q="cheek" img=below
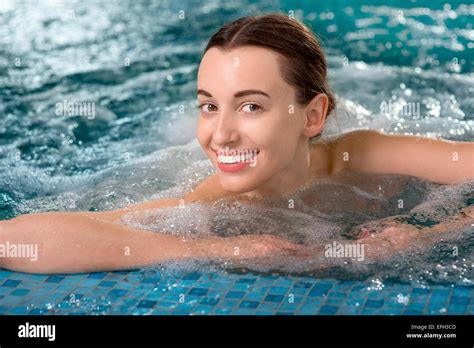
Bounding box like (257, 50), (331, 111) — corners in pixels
(197, 118), (211, 147)
(257, 112), (301, 152)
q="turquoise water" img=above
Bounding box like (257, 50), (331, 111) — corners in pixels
(0, 0), (473, 314)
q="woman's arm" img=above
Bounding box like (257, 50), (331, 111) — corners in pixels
(353, 204), (474, 260)
(0, 212), (301, 274)
(283, 205), (474, 268)
(330, 130), (474, 184)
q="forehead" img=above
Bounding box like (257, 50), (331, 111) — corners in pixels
(197, 46), (289, 95)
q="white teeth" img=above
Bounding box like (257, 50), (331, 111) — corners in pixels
(218, 153), (254, 164)
(216, 150), (259, 164)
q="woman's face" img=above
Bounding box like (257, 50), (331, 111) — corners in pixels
(196, 45), (316, 196)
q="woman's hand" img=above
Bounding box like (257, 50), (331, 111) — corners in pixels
(353, 204), (474, 260)
(356, 223), (420, 260)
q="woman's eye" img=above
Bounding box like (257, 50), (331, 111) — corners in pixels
(200, 103), (217, 113)
(241, 103), (262, 113)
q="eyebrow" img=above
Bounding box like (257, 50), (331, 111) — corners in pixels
(197, 89), (271, 99)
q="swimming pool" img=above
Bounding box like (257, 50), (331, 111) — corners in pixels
(0, 0), (473, 316)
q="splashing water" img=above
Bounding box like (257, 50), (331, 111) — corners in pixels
(0, 0), (472, 286)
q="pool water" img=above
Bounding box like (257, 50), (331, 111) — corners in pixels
(0, 0), (473, 315)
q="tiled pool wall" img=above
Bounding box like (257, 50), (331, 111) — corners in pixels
(0, 269), (472, 315)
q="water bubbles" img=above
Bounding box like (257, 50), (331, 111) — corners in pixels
(396, 293), (410, 305)
(327, 24), (338, 33)
(423, 97), (441, 118)
(319, 12), (334, 20)
(367, 278), (385, 291)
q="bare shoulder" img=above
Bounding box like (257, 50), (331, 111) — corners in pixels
(324, 129), (381, 151)
(310, 129), (382, 177)
(320, 129), (473, 184)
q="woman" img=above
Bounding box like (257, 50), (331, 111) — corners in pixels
(1, 14), (473, 274)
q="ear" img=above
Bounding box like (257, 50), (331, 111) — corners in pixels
(302, 93), (329, 138)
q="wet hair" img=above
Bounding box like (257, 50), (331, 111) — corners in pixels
(204, 13), (336, 140)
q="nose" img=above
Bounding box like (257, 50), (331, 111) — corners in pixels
(212, 108), (239, 146)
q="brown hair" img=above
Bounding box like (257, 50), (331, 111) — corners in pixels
(204, 13), (336, 139)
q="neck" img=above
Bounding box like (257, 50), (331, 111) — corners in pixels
(242, 141), (315, 199)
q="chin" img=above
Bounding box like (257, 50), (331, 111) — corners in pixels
(218, 173), (262, 194)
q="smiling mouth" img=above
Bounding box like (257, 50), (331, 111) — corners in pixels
(214, 149), (260, 164)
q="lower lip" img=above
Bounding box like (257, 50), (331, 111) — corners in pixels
(215, 152), (259, 173)
(218, 161), (250, 173)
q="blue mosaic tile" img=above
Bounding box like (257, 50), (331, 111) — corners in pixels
(30, 308), (48, 314)
(226, 291), (245, 299)
(361, 308), (380, 314)
(308, 283), (332, 297)
(172, 307), (195, 315)
(453, 286), (472, 297)
(351, 285), (365, 292)
(200, 297), (220, 306)
(183, 307), (203, 315)
(265, 294), (284, 302)
(141, 277), (161, 284)
(131, 308), (152, 315)
(412, 287), (430, 295)
(280, 303), (298, 313)
(98, 280), (117, 288)
(11, 305), (29, 314)
(268, 286), (288, 295)
(137, 300), (157, 308)
(403, 309), (423, 315)
(298, 307), (319, 315)
(336, 307), (360, 315)
(447, 304), (467, 314)
(109, 289), (128, 297)
(450, 296), (470, 305)
(181, 272), (201, 281)
(45, 275), (65, 283)
(236, 278), (256, 284)
(319, 305), (338, 314)
(326, 298), (343, 306)
(87, 273), (107, 279)
(328, 291), (346, 299)
(210, 307), (231, 314)
(431, 293), (449, 303)
(245, 292), (264, 301)
(289, 287), (309, 296)
(10, 288), (30, 296)
(0, 266), (468, 315)
(366, 299), (384, 308)
(467, 303), (474, 313)
(239, 300), (259, 309)
(2, 279), (21, 287)
(234, 308), (256, 315)
(188, 288), (208, 296)
(233, 283), (254, 291)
